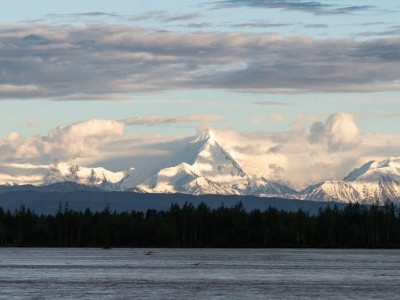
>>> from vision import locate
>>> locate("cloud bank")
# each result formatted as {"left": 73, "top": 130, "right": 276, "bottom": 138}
{"left": 1, "top": 113, "right": 400, "bottom": 188}
{"left": 0, "top": 119, "right": 124, "bottom": 162}
{"left": 120, "top": 114, "right": 225, "bottom": 126}
{"left": 1, "top": 24, "right": 400, "bottom": 99}
{"left": 214, "top": 0, "right": 374, "bottom": 15}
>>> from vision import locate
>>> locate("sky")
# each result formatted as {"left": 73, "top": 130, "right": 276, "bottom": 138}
{"left": 1, "top": 0, "right": 400, "bottom": 188}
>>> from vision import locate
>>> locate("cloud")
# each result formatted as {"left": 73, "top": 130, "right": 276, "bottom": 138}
{"left": 292, "top": 113, "right": 325, "bottom": 130}
{"left": 0, "top": 114, "right": 224, "bottom": 164}
{"left": 254, "top": 101, "right": 292, "bottom": 106}
{"left": 48, "top": 11, "right": 202, "bottom": 23}
{"left": 0, "top": 84, "right": 42, "bottom": 95}
{"left": 162, "top": 12, "right": 201, "bottom": 22}
{"left": 358, "top": 27, "right": 400, "bottom": 38}
{"left": 213, "top": 113, "right": 399, "bottom": 188}
{"left": 183, "top": 22, "right": 212, "bottom": 28}
{"left": 304, "top": 24, "right": 329, "bottom": 29}
{"left": 23, "top": 120, "right": 40, "bottom": 127}
{"left": 214, "top": 0, "right": 374, "bottom": 15}
{"left": 309, "top": 113, "right": 360, "bottom": 151}
{"left": 270, "top": 114, "right": 285, "bottom": 121}
{"left": 45, "top": 119, "right": 124, "bottom": 159}
{"left": 130, "top": 11, "right": 201, "bottom": 22}
{"left": 268, "top": 163, "right": 285, "bottom": 181}
{"left": 120, "top": 114, "right": 226, "bottom": 126}
{"left": 1, "top": 23, "right": 400, "bottom": 100}
{"left": 233, "top": 21, "right": 291, "bottom": 28}
{"left": 7, "top": 132, "right": 21, "bottom": 141}
{"left": 48, "top": 12, "right": 120, "bottom": 18}
{"left": 251, "top": 114, "right": 285, "bottom": 124}
{"left": 0, "top": 113, "right": 399, "bottom": 188}
{"left": 0, "top": 119, "right": 124, "bottom": 163}
{"left": 378, "top": 112, "right": 400, "bottom": 118}
{"left": 267, "top": 145, "right": 282, "bottom": 154}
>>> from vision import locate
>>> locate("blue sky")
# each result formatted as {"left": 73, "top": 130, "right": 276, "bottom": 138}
{"left": 0, "top": 0, "right": 400, "bottom": 173}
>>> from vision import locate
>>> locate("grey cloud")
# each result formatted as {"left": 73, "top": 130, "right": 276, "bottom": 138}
{"left": 268, "top": 163, "right": 284, "bottom": 176}
{"left": 359, "top": 22, "right": 390, "bottom": 26}
{"left": 131, "top": 11, "right": 201, "bottom": 22}
{"left": 22, "top": 34, "right": 52, "bottom": 46}
{"left": 267, "top": 145, "right": 282, "bottom": 154}
{"left": 334, "top": 5, "right": 374, "bottom": 14}
{"left": 192, "top": 37, "right": 400, "bottom": 93}
{"left": 214, "top": 0, "right": 374, "bottom": 15}
{"left": 309, "top": 121, "right": 326, "bottom": 143}
{"left": 233, "top": 21, "right": 291, "bottom": 28}
{"left": 254, "top": 101, "right": 292, "bottom": 106}
{"left": 356, "top": 40, "right": 400, "bottom": 61}
{"left": 48, "top": 11, "right": 201, "bottom": 24}
{"left": 309, "top": 113, "right": 360, "bottom": 151}
{"left": 1, "top": 24, "right": 400, "bottom": 99}
{"left": 304, "top": 24, "right": 328, "bottom": 28}
{"left": 120, "top": 115, "right": 226, "bottom": 126}
{"left": 164, "top": 12, "right": 201, "bottom": 22}
{"left": 358, "top": 28, "right": 400, "bottom": 37}
{"left": 184, "top": 22, "right": 212, "bottom": 28}
{"left": 377, "top": 112, "right": 400, "bottom": 119}
{"left": 23, "top": 120, "right": 40, "bottom": 127}
{"left": 48, "top": 12, "right": 120, "bottom": 18}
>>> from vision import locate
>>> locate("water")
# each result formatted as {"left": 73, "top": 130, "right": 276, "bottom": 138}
{"left": 0, "top": 248, "right": 399, "bottom": 299}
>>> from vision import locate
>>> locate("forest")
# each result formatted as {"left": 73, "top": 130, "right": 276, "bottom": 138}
{"left": 0, "top": 201, "right": 399, "bottom": 248}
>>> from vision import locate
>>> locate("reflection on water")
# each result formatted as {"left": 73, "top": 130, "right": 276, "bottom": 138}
{"left": 0, "top": 248, "right": 399, "bottom": 299}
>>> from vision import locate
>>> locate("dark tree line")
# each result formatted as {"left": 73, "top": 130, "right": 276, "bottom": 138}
{"left": 0, "top": 201, "right": 400, "bottom": 248}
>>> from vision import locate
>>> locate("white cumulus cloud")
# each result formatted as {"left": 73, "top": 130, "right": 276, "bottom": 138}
{"left": 309, "top": 112, "right": 360, "bottom": 151}
{"left": 0, "top": 113, "right": 399, "bottom": 189}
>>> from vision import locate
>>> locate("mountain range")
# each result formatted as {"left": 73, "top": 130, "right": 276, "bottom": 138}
{"left": 1, "top": 130, "right": 400, "bottom": 204}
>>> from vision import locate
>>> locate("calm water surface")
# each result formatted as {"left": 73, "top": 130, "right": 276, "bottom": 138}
{"left": 0, "top": 248, "right": 399, "bottom": 299}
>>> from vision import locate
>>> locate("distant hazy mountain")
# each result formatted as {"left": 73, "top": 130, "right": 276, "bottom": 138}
{"left": 0, "top": 181, "right": 101, "bottom": 194}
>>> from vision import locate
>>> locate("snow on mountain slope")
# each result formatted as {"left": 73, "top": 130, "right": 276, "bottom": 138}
{"left": 0, "top": 162, "right": 125, "bottom": 190}
{"left": 300, "top": 181, "right": 364, "bottom": 203}
{"left": 245, "top": 176, "right": 297, "bottom": 197}
{"left": 0, "top": 132, "right": 292, "bottom": 196}
{"left": 301, "top": 157, "right": 400, "bottom": 204}
{"left": 3, "top": 130, "right": 400, "bottom": 204}
{"left": 344, "top": 157, "right": 400, "bottom": 182}
{"left": 135, "top": 130, "right": 293, "bottom": 196}
{"left": 135, "top": 163, "right": 200, "bottom": 194}
{"left": 184, "top": 130, "right": 247, "bottom": 182}
{"left": 44, "top": 162, "right": 125, "bottom": 189}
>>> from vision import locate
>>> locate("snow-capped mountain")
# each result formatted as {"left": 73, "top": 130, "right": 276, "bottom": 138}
{"left": 245, "top": 176, "right": 297, "bottom": 197}
{"left": 300, "top": 157, "right": 400, "bottom": 204}
{"left": 344, "top": 157, "right": 400, "bottom": 182}
{"left": 135, "top": 130, "right": 294, "bottom": 196}
{"left": 2, "top": 129, "right": 400, "bottom": 204}
{"left": 0, "top": 162, "right": 125, "bottom": 191}
{"left": 0, "top": 131, "right": 293, "bottom": 197}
